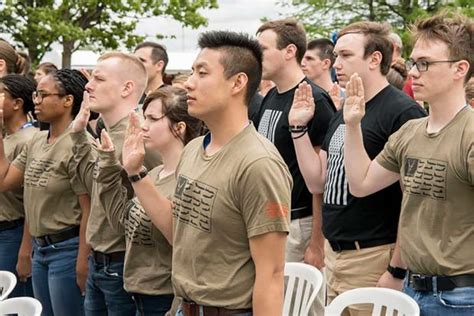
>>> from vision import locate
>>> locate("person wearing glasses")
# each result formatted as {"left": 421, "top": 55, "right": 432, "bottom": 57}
{"left": 0, "top": 74, "right": 37, "bottom": 299}
{"left": 343, "top": 12, "right": 473, "bottom": 315}
{"left": 289, "top": 21, "right": 426, "bottom": 315}
{"left": 0, "top": 69, "right": 90, "bottom": 316}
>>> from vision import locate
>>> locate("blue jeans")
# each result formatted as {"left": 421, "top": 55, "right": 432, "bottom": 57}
{"left": 131, "top": 293, "right": 173, "bottom": 316}
{"left": 0, "top": 224, "right": 33, "bottom": 298}
{"left": 84, "top": 255, "right": 135, "bottom": 316}
{"left": 403, "top": 277, "right": 474, "bottom": 315}
{"left": 32, "top": 235, "right": 84, "bottom": 316}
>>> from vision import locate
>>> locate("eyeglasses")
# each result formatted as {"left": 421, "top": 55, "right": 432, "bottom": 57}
{"left": 405, "top": 59, "right": 460, "bottom": 73}
{"left": 32, "top": 91, "right": 65, "bottom": 103}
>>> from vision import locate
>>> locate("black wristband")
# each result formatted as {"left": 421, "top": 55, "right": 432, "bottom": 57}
{"left": 289, "top": 125, "right": 308, "bottom": 133}
{"left": 291, "top": 130, "right": 308, "bottom": 139}
{"left": 128, "top": 167, "right": 148, "bottom": 183}
{"left": 387, "top": 265, "right": 407, "bottom": 280}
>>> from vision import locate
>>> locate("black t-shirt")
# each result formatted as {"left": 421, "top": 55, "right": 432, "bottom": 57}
{"left": 248, "top": 93, "right": 263, "bottom": 123}
{"left": 321, "top": 84, "right": 427, "bottom": 241}
{"left": 252, "top": 77, "right": 336, "bottom": 215}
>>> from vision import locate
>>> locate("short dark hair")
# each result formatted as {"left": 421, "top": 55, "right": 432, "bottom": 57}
{"left": 257, "top": 18, "right": 307, "bottom": 63}
{"left": 411, "top": 11, "right": 473, "bottom": 83}
{"left": 143, "top": 86, "right": 203, "bottom": 145}
{"left": 197, "top": 31, "right": 263, "bottom": 106}
{"left": 50, "top": 69, "right": 88, "bottom": 118}
{"left": 307, "top": 38, "right": 335, "bottom": 67}
{"left": 0, "top": 74, "right": 36, "bottom": 115}
{"left": 37, "top": 62, "right": 58, "bottom": 75}
{"left": 338, "top": 21, "right": 393, "bottom": 76}
{"left": 135, "top": 41, "right": 169, "bottom": 74}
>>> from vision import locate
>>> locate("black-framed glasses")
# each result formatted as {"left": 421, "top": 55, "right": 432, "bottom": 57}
{"left": 405, "top": 59, "right": 460, "bottom": 73}
{"left": 32, "top": 91, "right": 65, "bottom": 103}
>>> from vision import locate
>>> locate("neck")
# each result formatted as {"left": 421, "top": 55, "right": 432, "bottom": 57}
{"left": 147, "top": 76, "right": 164, "bottom": 94}
{"left": 48, "top": 115, "right": 72, "bottom": 140}
{"left": 363, "top": 74, "right": 389, "bottom": 102}
{"left": 312, "top": 72, "right": 334, "bottom": 92}
{"left": 5, "top": 114, "right": 28, "bottom": 135}
{"left": 272, "top": 63, "right": 305, "bottom": 93}
{"left": 426, "top": 85, "right": 467, "bottom": 133}
{"left": 100, "top": 103, "right": 137, "bottom": 129}
{"left": 160, "top": 141, "right": 184, "bottom": 176}
{"left": 204, "top": 101, "right": 249, "bottom": 155}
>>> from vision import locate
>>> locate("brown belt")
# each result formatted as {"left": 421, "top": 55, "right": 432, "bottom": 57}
{"left": 181, "top": 301, "right": 252, "bottom": 316}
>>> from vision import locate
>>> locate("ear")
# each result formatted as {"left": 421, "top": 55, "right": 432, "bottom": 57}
{"left": 121, "top": 81, "right": 135, "bottom": 98}
{"left": 155, "top": 60, "right": 165, "bottom": 74}
{"left": 368, "top": 51, "right": 383, "bottom": 71}
{"left": 12, "top": 98, "right": 24, "bottom": 111}
{"left": 322, "top": 58, "right": 332, "bottom": 71}
{"left": 453, "top": 60, "right": 470, "bottom": 81}
{"left": 174, "top": 121, "right": 186, "bottom": 136}
{"left": 0, "top": 59, "right": 6, "bottom": 74}
{"left": 230, "top": 73, "right": 248, "bottom": 97}
{"left": 284, "top": 44, "right": 298, "bottom": 61}
{"left": 63, "top": 95, "right": 74, "bottom": 109}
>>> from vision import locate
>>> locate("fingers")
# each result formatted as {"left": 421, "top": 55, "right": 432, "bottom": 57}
{"left": 100, "top": 130, "right": 115, "bottom": 152}
{"left": 355, "top": 75, "right": 364, "bottom": 98}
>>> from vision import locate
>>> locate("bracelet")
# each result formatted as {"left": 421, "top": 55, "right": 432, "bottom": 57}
{"left": 289, "top": 125, "right": 308, "bottom": 133}
{"left": 387, "top": 264, "right": 407, "bottom": 280}
{"left": 128, "top": 167, "right": 148, "bottom": 183}
{"left": 291, "top": 130, "right": 307, "bottom": 139}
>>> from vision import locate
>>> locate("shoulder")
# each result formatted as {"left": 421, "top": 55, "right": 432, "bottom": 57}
{"left": 381, "top": 85, "right": 424, "bottom": 113}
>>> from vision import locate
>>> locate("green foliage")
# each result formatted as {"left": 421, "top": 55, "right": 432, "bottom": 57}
{"left": 0, "top": 0, "right": 218, "bottom": 67}
{"left": 280, "top": 0, "right": 473, "bottom": 57}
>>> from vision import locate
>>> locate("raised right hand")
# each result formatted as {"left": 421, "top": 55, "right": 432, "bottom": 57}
{"left": 72, "top": 91, "right": 91, "bottom": 132}
{"left": 122, "top": 112, "right": 145, "bottom": 175}
{"left": 289, "top": 82, "right": 315, "bottom": 126}
{"left": 343, "top": 73, "right": 366, "bottom": 127}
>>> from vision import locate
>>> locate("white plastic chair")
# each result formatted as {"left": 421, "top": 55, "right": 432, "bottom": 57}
{"left": 0, "top": 271, "right": 17, "bottom": 301}
{"left": 325, "top": 287, "right": 420, "bottom": 316}
{"left": 0, "top": 297, "right": 42, "bottom": 316}
{"left": 283, "top": 262, "right": 324, "bottom": 316}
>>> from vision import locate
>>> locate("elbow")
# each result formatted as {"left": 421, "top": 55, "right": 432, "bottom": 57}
{"left": 348, "top": 185, "right": 370, "bottom": 198}
{"left": 305, "top": 177, "right": 325, "bottom": 195}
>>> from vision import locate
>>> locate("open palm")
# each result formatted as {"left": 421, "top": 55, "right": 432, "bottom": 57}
{"left": 122, "top": 112, "right": 145, "bottom": 175}
{"left": 343, "top": 73, "right": 366, "bottom": 126}
{"left": 289, "top": 81, "right": 315, "bottom": 126}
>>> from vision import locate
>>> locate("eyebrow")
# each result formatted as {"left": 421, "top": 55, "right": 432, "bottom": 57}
{"left": 191, "top": 61, "right": 209, "bottom": 71}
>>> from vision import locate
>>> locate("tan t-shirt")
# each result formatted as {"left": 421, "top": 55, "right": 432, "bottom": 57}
{"left": 12, "top": 128, "right": 88, "bottom": 237}
{"left": 95, "top": 150, "right": 173, "bottom": 295}
{"left": 376, "top": 106, "right": 474, "bottom": 276}
{"left": 172, "top": 124, "right": 292, "bottom": 309}
{"left": 0, "top": 127, "right": 37, "bottom": 222}
{"left": 72, "top": 116, "right": 162, "bottom": 253}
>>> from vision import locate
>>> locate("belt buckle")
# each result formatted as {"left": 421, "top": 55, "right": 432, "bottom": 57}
{"left": 410, "top": 273, "right": 431, "bottom": 291}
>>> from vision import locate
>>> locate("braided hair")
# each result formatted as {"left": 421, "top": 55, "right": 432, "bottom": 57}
{"left": 0, "top": 40, "right": 26, "bottom": 75}
{"left": 0, "top": 74, "right": 36, "bottom": 115}
{"left": 50, "top": 69, "right": 87, "bottom": 118}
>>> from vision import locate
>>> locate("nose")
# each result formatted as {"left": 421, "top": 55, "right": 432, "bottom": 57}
{"left": 407, "top": 64, "right": 420, "bottom": 78}
{"left": 183, "top": 75, "right": 194, "bottom": 92}
{"left": 85, "top": 81, "right": 93, "bottom": 92}
{"left": 333, "top": 56, "right": 342, "bottom": 69}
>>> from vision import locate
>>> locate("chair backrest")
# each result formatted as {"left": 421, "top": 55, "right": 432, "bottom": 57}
{"left": 283, "top": 262, "right": 324, "bottom": 316}
{"left": 0, "top": 297, "right": 43, "bottom": 316}
{"left": 325, "top": 287, "right": 420, "bottom": 316}
{"left": 0, "top": 271, "right": 17, "bottom": 301}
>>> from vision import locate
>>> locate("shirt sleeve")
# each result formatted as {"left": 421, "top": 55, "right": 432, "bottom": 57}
{"left": 236, "top": 157, "right": 292, "bottom": 238}
{"left": 11, "top": 139, "right": 29, "bottom": 172}
{"left": 70, "top": 130, "right": 97, "bottom": 195}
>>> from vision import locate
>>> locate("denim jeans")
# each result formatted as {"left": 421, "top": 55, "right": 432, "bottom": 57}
{"left": 403, "top": 277, "right": 474, "bottom": 315}
{"left": 131, "top": 293, "right": 173, "bottom": 316}
{"left": 0, "top": 224, "right": 34, "bottom": 298}
{"left": 84, "top": 255, "right": 135, "bottom": 316}
{"left": 32, "top": 235, "right": 84, "bottom": 316}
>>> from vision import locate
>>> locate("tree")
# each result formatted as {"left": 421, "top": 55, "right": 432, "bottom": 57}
{"left": 0, "top": 0, "right": 218, "bottom": 67}
{"left": 280, "top": 0, "right": 473, "bottom": 57}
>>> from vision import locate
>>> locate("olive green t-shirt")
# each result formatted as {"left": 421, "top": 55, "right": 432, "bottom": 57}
{"left": 172, "top": 124, "right": 292, "bottom": 309}
{"left": 0, "top": 127, "right": 37, "bottom": 222}
{"left": 95, "top": 149, "right": 173, "bottom": 295}
{"left": 376, "top": 106, "right": 474, "bottom": 276}
{"left": 12, "top": 128, "right": 88, "bottom": 237}
{"left": 72, "top": 116, "right": 161, "bottom": 253}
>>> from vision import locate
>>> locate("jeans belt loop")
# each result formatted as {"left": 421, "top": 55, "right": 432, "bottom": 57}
{"left": 432, "top": 276, "right": 438, "bottom": 296}
{"left": 199, "top": 305, "right": 204, "bottom": 316}
{"left": 355, "top": 241, "right": 361, "bottom": 250}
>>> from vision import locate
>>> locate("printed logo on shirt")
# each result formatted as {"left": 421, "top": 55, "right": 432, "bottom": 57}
{"left": 24, "top": 158, "right": 55, "bottom": 187}
{"left": 324, "top": 124, "right": 349, "bottom": 205}
{"left": 403, "top": 157, "right": 447, "bottom": 200}
{"left": 266, "top": 202, "right": 289, "bottom": 219}
{"left": 124, "top": 200, "right": 154, "bottom": 246}
{"left": 173, "top": 175, "right": 217, "bottom": 233}
{"left": 257, "top": 109, "right": 283, "bottom": 143}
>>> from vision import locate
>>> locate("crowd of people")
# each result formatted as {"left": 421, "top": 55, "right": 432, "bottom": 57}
{"left": 0, "top": 10, "right": 472, "bottom": 316}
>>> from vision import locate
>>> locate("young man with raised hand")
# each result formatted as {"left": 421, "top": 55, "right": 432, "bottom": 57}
{"left": 343, "top": 13, "right": 473, "bottom": 315}
{"left": 289, "top": 21, "right": 426, "bottom": 315}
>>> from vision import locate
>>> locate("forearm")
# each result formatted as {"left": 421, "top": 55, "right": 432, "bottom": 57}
{"left": 132, "top": 176, "right": 173, "bottom": 244}
{"left": 293, "top": 135, "right": 325, "bottom": 193}
{"left": 18, "top": 220, "right": 32, "bottom": 260}
{"left": 390, "top": 234, "right": 406, "bottom": 268}
{"left": 309, "top": 194, "right": 324, "bottom": 248}
{"left": 343, "top": 124, "right": 372, "bottom": 196}
{"left": 71, "top": 130, "right": 96, "bottom": 193}
{"left": 77, "top": 195, "right": 91, "bottom": 263}
{"left": 252, "top": 266, "right": 285, "bottom": 316}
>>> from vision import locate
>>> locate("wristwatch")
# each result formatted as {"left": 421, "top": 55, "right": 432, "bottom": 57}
{"left": 128, "top": 167, "right": 148, "bottom": 183}
{"left": 387, "top": 264, "right": 407, "bottom": 280}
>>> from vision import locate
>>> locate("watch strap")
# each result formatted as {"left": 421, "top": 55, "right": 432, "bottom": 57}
{"left": 128, "top": 167, "right": 148, "bottom": 183}
{"left": 387, "top": 264, "right": 407, "bottom": 280}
